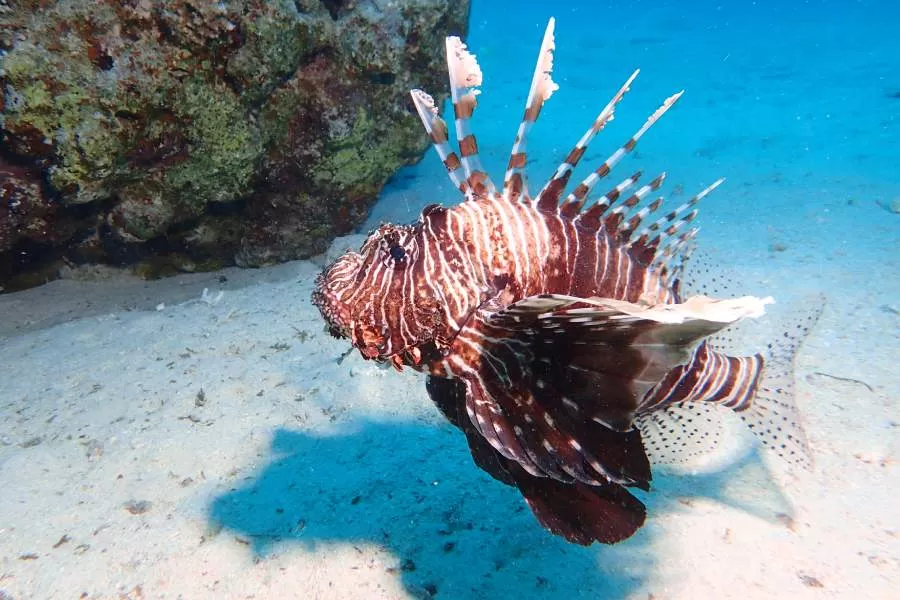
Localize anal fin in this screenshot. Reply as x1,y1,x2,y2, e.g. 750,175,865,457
425,375,647,545
426,375,515,486
507,461,647,545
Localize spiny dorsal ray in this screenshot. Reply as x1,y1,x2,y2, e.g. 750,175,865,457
503,17,559,202
445,36,496,199
410,89,470,195
535,69,641,212
554,91,683,213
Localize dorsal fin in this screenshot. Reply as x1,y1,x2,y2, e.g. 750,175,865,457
602,172,667,231
573,172,644,227
503,18,559,202
409,89,471,196
655,229,699,285
563,171,641,218
617,196,665,242
445,36,496,199
560,91,683,210
535,70,640,212
409,23,721,227
629,178,723,268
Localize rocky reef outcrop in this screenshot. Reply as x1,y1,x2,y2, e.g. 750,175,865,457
0,0,470,289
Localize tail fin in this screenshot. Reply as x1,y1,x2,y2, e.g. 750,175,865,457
637,298,824,470
739,298,824,469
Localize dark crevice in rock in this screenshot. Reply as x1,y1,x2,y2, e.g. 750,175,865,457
0,138,44,170
367,71,396,85
321,0,344,21
206,199,247,218
0,240,61,292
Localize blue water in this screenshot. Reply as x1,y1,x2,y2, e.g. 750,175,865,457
369,0,900,275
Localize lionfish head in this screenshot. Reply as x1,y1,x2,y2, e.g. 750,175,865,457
312,221,446,365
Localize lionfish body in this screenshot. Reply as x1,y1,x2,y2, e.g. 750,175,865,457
313,19,816,545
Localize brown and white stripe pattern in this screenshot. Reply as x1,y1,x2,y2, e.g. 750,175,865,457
547,90,683,213
315,17,733,389
503,17,559,202
445,36,495,199
535,69,640,212
440,307,651,489
313,18,814,546
410,90,469,194
637,342,764,415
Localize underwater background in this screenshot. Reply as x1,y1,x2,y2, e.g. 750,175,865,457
1,0,898,598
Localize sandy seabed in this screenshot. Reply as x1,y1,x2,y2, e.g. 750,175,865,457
0,183,898,599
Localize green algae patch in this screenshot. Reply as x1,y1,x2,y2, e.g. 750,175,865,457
165,78,262,209
314,107,424,192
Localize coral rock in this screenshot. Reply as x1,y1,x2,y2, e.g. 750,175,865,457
0,0,471,286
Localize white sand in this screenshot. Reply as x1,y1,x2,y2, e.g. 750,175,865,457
0,194,897,599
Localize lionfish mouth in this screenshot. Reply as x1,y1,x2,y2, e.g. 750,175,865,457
311,266,400,362
312,285,434,369
311,285,347,338
311,250,362,339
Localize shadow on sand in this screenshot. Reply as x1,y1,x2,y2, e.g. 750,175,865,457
208,418,791,599
209,419,657,598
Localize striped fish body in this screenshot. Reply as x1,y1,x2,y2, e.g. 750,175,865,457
312,18,817,546
424,193,678,307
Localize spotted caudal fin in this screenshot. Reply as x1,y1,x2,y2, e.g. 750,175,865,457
503,17,559,202
740,300,823,468
637,299,824,470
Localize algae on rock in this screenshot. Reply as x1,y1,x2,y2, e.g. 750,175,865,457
0,0,471,288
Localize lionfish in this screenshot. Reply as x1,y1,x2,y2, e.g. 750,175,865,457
312,18,817,545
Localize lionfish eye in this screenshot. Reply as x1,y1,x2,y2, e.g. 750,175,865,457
389,245,406,261
381,228,410,268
